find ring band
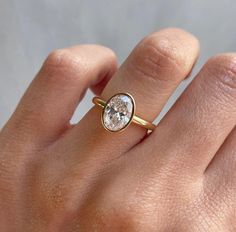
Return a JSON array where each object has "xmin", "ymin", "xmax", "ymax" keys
[{"xmin": 92, "ymin": 93, "xmax": 156, "ymax": 132}]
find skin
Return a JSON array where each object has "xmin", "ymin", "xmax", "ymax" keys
[{"xmin": 0, "ymin": 28, "xmax": 235, "ymax": 231}]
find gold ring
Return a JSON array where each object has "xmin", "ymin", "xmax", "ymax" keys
[{"xmin": 92, "ymin": 93, "xmax": 156, "ymax": 132}]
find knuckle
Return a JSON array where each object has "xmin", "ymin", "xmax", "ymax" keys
[
  {"xmin": 41, "ymin": 49, "xmax": 82, "ymax": 82},
  {"xmin": 206, "ymin": 54, "xmax": 236, "ymax": 93},
  {"xmin": 144, "ymin": 34, "xmax": 184, "ymax": 66},
  {"xmin": 45, "ymin": 49, "xmax": 73, "ymax": 69},
  {"xmin": 131, "ymin": 34, "xmax": 185, "ymax": 83}
]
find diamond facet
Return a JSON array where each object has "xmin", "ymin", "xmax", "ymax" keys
[{"xmin": 102, "ymin": 93, "xmax": 135, "ymax": 132}]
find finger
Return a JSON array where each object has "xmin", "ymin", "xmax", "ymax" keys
[
  {"xmin": 65, "ymin": 28, "xmax": 199, "ymax": 162},
  {"xmin": 4, "ymin": 45, "xmax": 117, "ymax": 146},
  {"xmin": 140, "ymin": 54, "xmax": 236, "ymax": 178},
  {"xmin": 205, "ymin": 127, "xmax": 236, "ymax": 187},
  {"xmin": 203, "ymin": 128, "xmax": 236, "ymax": 222}
]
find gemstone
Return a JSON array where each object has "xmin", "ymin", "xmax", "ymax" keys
[{"xmin": 102, "ymin": 93, "xmax": 135, "ymax": 132}]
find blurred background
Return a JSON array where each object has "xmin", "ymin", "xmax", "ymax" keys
[{"xmin": 0, "ymin": 0, "xmax": 235, "ymax": 128}]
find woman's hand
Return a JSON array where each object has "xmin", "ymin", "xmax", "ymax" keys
[{"xmin": 0, "ymin": 28, "xmax": 235, "ymax": 231}]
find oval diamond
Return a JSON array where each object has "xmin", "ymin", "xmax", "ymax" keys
[{"xmin": 102, "ymin": 93, "xmax": 135, "ymax": 132}]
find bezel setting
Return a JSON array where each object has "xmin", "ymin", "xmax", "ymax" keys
[{"xmin": 101, "ymin": 93, "xmax": 136, "ymax": 132}]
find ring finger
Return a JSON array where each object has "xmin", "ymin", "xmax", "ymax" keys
[{"xmin": 64, "ymin": 28, "xmax": 200, "ymax": 163}]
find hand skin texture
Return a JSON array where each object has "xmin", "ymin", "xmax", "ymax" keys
[{"xmin": 0, "ymin": 28, "xmax": 236, "ymax": 232}]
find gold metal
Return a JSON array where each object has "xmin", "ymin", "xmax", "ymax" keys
[{"xmin": 92, "ymin": 94, "xmax": 156, "ymax": 132}]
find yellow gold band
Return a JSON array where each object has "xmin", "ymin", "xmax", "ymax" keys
[{"xmin": 92, "ymin": 96, "xmax": 156, "ymax": 131}]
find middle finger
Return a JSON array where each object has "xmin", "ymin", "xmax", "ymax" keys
[{"xmin": 140, "ymin": 54, "xmax": 236, "ymax": 178}]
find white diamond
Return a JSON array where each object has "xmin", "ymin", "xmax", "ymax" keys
[{"xmin": 102, "ymin": 94, "xmax": 134, "ymax": 132}]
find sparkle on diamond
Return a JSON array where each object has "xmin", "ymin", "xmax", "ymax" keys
[{"xmin": 102, "ymin": 94, "xmax": 134, "ymax": 132}]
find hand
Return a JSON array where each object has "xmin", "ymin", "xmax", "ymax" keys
[{"xmin": 0, "ymin": 28, "xmax": 235, "ymax": 232}]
